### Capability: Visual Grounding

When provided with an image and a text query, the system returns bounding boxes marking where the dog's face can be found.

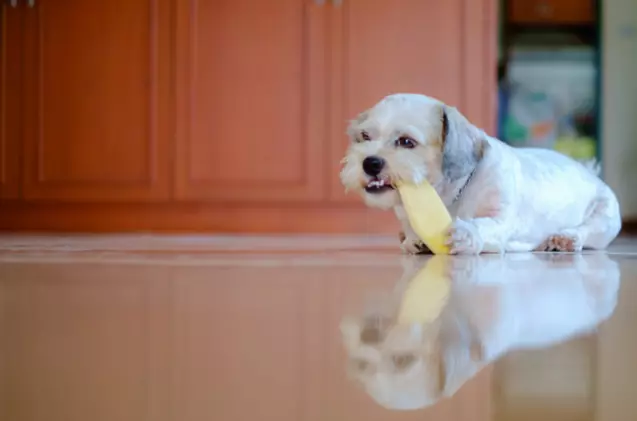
[339,301,485,410]
[340,315,445,410]
[340,94,482,209]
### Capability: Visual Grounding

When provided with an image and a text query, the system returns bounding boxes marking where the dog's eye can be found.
[360,131,371,141]
[395,136,416,148]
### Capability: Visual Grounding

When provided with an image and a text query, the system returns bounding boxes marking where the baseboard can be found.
[0,203,399,234]
[3,202,633,237]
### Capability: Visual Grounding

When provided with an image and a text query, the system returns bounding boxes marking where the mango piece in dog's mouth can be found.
[396,181,451,255]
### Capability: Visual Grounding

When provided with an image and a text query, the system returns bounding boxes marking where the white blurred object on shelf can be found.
[504,48,597,161]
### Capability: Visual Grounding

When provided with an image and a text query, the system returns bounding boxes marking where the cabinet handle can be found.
[314,0,325,5]
[27,0,34,6]
[7,0,18,7]
[332,0,342,5]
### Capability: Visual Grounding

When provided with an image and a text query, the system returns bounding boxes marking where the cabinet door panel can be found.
[174,0,327,201]
[0,5,22,200]
[329,0,497,202]
[22,0,171,202]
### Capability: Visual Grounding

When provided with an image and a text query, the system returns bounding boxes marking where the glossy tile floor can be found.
[1,235,636,421]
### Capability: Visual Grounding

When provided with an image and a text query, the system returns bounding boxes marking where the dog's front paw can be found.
[400,235,432,255]
[446,219,484,255]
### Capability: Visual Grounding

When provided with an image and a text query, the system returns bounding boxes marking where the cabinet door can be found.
[174,0,327,202]
[21,0,172,202]
[0,5,22,200]
[328,0,497,202]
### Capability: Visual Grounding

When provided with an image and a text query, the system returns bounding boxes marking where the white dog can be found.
[340,93,622,254]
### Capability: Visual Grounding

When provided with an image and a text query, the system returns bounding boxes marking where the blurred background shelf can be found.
[498,0,600,163]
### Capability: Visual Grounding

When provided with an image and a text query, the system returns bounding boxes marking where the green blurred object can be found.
[554,137,596,160]
[504,117,528,146]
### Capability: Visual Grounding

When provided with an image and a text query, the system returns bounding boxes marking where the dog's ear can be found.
[441,106,483,181]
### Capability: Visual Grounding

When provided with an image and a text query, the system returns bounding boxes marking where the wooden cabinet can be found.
[174,0,327,202]
[21,0,172,202]
[508,0,594,25]
[0,0,496,232]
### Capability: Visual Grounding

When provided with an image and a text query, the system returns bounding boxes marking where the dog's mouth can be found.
[364,177,395,194]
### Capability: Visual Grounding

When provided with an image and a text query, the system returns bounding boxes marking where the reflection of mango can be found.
[397,181,451,255]
[398,257,451,324]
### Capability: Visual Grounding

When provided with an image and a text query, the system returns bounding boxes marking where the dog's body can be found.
[340,94,621,254]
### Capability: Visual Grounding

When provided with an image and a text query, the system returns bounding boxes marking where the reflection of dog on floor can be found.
[339,254,620,410]
[340,94,621,254]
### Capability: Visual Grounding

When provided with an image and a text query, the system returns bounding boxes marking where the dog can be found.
[340,94,621,254]
[339,253,620,410]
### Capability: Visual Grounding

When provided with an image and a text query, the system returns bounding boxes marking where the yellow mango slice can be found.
[398,257,450,324]
[397,181,452,255]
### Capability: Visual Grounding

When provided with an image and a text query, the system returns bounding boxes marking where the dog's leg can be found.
[395,206,432,254]
[447,217,511,254]
[537,189,621,252]
[398,231,430,254]
[400,234,432,254]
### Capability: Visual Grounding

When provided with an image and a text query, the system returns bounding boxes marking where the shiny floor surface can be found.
[1,235,637,421]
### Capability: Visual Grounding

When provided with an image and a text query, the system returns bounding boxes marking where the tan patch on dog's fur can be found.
[474,137,486,161]
[473,188,501,218]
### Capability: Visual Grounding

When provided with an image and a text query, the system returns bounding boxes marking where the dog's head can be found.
[339,296,485,410]
[340,315,446,410]
[339,94,484,209]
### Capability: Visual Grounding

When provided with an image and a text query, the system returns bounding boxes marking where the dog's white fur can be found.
[340,94,621,254]
[340,253,620,410]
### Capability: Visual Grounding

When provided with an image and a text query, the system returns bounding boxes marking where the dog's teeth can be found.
[367,179,391,189]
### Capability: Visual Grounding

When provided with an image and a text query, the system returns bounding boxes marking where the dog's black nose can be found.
[362,156,385,176]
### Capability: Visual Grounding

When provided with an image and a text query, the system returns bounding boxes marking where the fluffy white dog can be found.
[340,93,621,254]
